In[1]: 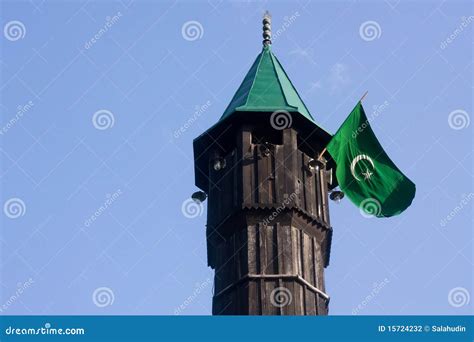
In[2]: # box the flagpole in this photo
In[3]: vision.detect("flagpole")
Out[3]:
[318,91,368,161]
[318,147,327,160]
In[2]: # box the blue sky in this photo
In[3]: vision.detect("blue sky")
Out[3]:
[0,0,472,315]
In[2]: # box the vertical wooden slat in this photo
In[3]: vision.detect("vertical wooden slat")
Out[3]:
[278,224,292,275]
[265,224,278,274]
[248,224,258,314]
[222,153,232,219]
[315,239,326,314]
[308,157,317,216]
[312,236,321,314]
[257,145,270,205]
[253,146,259,204]
[291,226,299,276]
[295,282,304,315]
[314,161,322,220]
[274,146,284,205]
[302,232,316,315]
[240,129,252,206]
[248,225,258,274]
[233,149,240,209]
[281,223,296,315]
[283,129,297,200]
[302,152,308,212]
[320,168,330,225]
[282,280,296,315]
[296,151,302,209]
[266,280,278,315]
[270,149,276,203]
[258,223,268,314]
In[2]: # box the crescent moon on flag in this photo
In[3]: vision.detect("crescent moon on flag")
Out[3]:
[350,154,375,181]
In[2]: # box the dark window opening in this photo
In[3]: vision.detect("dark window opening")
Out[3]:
[251,128,283,145]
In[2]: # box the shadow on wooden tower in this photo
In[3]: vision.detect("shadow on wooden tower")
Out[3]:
[193,12,337,315]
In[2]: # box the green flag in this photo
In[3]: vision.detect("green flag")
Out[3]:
[326,102,415,217]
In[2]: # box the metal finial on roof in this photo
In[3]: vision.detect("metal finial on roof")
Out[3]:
[262,10,272,47]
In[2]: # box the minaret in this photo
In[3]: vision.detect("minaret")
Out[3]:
[193,12,335,315]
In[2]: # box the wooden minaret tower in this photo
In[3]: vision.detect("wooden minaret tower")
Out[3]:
[193,12,337,315]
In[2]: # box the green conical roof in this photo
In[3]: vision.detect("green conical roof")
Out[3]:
[220,45,315,123]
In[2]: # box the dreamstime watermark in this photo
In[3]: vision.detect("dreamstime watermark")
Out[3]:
[0,101,34,135]
[84,12,123,49]
[4,20,26,41]
[181,198,204,219]
[359,21,382,41]
[4,323,85,336]
[173,100,211,139]
[3,197,26,219]
[352,278,390,315]
[0,278,35,313]
[181,20,204,41]
[440,193,473,227]
[448,287,470,308]
[92,287,115,308]
[440,16,474,50]
[270,287,293,308]
[352,101,389,139]
[174,278,211,315]
[262,190,300,226]
[92,109,115,130]
[359,198,382,218]
[272,12,300,42]
[83,189,122,228]
[270,110,292,130]
[448,109,470,130]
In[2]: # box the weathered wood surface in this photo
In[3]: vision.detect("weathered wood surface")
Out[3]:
[207,126,332,315]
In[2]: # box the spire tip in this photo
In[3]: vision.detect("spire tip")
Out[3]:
[262,11,272,47]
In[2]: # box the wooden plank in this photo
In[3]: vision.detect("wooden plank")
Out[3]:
[240,227,249,277]
[270,149,276,203]
[294,150,303,209]
[248,225,258,274]
[308,154,317,216]
[242,144,254,207]
[274,145,285,205]
[314,160,322,220]
[283,129,297,201]
[257,144,270,204]
[277,224,292,275]
[258,222,269,314]
[221,153,233,222]
[265,280,279,315]
[291,226,299,276]
[247,224,257,314]
[315,239,325,293]
[320,168,330,225]
[312,236,321,314]
[301,152,308,212]
[259,223,267,274]
[251,223,262,314]
[316,239,327,314]
[266,224,278,274]
[252,145,259,204]
[302,232,316,315]
[282,280,296,315]
[247,279,258,315]
[294,282,304,315]
[240,129,251,206]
